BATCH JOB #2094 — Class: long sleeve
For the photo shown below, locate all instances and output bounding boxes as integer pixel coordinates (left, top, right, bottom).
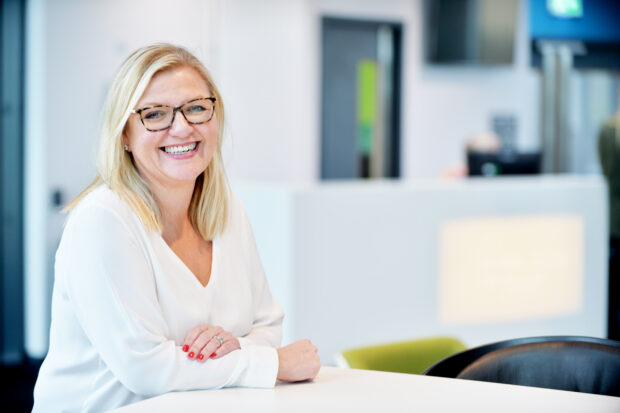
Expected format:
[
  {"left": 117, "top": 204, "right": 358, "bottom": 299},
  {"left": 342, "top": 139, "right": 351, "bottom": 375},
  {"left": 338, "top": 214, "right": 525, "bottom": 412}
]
[{"left": 59, "top": 201, "right": 277, "bottom": 397}]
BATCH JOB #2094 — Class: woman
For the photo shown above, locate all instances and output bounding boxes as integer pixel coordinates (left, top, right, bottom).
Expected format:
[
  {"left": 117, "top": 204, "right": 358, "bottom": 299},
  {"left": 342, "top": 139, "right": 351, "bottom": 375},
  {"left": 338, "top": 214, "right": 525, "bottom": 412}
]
[{"left": 32, "top": 44, "right": 320, "bottom": 412}]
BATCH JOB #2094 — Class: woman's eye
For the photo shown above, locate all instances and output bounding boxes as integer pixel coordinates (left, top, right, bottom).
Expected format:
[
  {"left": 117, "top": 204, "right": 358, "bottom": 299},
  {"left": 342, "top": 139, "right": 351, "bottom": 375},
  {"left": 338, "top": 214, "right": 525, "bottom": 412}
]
[
  {"left": 186, "top": 105, "right": 206, "bottom": 113},
  {"left": 144, "top": 110, "right": 166, "bottom": 120}
]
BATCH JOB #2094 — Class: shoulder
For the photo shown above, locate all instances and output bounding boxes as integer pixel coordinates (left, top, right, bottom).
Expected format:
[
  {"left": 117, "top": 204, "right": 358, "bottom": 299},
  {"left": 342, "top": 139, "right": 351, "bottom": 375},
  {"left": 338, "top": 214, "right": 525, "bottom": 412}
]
[
  {"left": 217, "top": 190, "right": 254, "bottom": 242},
  {"left": 226, "top": 190, "right": 252, "bottom": 228},
  {"left": 64, "top": 185, "right": 145, "bottom": 244},
  {"left": 72, "top": 185, "right": 132, "bottom": 216},
  {"left": 227, "top": 191, "right": 245, "bottom": 218}
]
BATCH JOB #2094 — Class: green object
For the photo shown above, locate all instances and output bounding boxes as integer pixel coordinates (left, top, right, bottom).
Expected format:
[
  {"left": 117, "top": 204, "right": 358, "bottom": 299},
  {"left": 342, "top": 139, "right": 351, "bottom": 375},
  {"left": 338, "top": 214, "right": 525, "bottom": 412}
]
[
  {"left": 547, "top": 0, "right": 583, "bottom": 18},
  {"left": 340, "top": 337, "right": 467, "bottom": 375},
  {"left": 357, "top": 60, "right": 377, "bottom": 156}
]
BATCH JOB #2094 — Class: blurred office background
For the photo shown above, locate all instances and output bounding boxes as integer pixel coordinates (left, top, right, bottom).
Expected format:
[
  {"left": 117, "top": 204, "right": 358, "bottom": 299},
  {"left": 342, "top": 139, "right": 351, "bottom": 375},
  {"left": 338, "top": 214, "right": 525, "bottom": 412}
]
[{"left": 1, "top": 0, "right": 619, "bottom": 410}]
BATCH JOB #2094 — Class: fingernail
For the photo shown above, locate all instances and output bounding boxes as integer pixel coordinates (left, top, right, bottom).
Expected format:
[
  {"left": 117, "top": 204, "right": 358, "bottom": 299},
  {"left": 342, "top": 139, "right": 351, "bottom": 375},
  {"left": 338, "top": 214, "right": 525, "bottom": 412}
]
[
  {"left": 188, "top": 352, "right": 195, "bottom": 359},
  {"left": 210, "top": 353, "right": 216, "bottom": 358},
  {"left": 182, "top": 345, "right": 189, "bottom": 352},
  {"left": 197, "top": 354, "right": 204, "bottom": 360}
]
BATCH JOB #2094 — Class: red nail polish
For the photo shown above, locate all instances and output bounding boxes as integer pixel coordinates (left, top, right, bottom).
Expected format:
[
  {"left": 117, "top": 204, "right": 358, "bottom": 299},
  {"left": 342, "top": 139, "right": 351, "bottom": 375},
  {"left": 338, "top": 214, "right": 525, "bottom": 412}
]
[
  {"left": 210, "top": 353, "right": 216, "bottom": 358},
  {"left": 188, "top": 352, "right": 195, "bottom": 359},
  {"left": 182, "top": 345, "right": 189, "bottom": 352},
  {"left": 197, "top": 354, "right": 204, "bottom": 360}
]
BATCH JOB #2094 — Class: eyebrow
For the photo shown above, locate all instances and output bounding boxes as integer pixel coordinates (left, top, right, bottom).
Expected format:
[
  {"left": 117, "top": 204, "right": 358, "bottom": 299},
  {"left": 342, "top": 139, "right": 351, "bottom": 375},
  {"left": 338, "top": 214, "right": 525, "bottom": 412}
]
[{"left": 137, "top": 96, "right": 209, "bottom": 109}]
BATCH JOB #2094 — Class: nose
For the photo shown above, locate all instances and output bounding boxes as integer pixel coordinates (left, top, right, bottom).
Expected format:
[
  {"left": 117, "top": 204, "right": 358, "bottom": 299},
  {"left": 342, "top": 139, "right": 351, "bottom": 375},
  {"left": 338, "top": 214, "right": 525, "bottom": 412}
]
[{"left": 168, "top": 110, "right": 193, "bottom": 137}]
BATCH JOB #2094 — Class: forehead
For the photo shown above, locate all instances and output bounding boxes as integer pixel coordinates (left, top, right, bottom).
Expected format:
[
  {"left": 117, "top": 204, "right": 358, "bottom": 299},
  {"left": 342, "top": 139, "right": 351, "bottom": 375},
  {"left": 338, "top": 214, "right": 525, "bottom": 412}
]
[{"left": 138, "top": 66, "right": 210, "bottom": 106}]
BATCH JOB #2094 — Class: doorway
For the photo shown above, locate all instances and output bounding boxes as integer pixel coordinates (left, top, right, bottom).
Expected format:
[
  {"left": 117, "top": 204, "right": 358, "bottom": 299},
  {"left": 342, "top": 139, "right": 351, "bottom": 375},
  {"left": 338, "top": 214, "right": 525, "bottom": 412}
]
[{"left": 321, "top": 17, "right": 402, "bottom": 180}]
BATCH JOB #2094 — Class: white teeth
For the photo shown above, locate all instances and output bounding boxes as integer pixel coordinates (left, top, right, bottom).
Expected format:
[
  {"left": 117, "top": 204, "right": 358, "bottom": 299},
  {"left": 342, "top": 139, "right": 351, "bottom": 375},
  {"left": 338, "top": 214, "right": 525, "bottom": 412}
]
[{"left": 162, "top": 143, "right": 197, "bottom": 154}]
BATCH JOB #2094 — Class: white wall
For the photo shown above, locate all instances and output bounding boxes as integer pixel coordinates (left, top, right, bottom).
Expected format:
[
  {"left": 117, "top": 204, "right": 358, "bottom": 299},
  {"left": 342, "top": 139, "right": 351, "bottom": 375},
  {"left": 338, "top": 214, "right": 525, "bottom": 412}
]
[
  {"left": 216, "top": 0, "right": 318, "bottom": 183},
  {"left": 405, "top": 0, "right": 541, "bottom": 177},
  {"left": 218, "top": 0, "right": 541, "bottom": 181}
]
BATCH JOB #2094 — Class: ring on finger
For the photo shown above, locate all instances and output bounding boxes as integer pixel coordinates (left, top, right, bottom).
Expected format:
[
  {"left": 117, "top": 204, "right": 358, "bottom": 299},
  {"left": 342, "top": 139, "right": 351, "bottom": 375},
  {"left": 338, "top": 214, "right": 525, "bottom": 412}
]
[{"left": 213, "top": 335, "right": 224, "bottom": 346}]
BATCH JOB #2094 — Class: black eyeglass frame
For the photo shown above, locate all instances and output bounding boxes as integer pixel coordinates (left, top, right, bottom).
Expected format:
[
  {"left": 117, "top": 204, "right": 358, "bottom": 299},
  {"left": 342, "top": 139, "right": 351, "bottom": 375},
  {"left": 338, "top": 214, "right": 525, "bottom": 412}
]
[{"left": 132, "top": 97, "right": 217, "bottom": 132}]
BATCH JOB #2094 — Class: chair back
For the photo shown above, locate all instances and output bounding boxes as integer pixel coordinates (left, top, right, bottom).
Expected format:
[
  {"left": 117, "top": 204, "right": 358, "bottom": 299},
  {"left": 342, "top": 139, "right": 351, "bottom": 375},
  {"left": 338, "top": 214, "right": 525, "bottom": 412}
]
[{"left": 424, "top": 336, "right": 620, "bottom": 396}]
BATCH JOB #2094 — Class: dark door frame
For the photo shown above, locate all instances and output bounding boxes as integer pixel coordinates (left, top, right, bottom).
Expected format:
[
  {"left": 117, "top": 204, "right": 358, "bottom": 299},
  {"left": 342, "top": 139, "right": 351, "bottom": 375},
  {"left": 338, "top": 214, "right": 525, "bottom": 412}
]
[{"left": 0, "top": 0, "right": 26, "bottom": 364}]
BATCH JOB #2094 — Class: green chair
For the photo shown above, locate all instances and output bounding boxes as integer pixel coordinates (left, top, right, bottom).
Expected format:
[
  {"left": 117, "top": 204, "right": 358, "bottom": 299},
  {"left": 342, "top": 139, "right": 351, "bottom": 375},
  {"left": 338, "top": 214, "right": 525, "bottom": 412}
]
[{"left": 336, "top": 337, "right": 466, "bottom": 375}]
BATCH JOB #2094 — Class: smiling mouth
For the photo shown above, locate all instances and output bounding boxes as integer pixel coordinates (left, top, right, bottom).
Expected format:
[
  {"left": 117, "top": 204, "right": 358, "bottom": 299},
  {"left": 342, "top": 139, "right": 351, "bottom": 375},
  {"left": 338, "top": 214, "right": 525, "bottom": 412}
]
[{"left": 160, "top": 142, "right": 198, "bottom": 155}]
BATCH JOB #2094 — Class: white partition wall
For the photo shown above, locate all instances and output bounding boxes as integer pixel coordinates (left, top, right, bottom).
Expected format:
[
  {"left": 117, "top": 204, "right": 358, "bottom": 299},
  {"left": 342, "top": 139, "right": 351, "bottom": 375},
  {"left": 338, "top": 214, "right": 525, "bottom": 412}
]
[{"left": 235, "top": 176, "right": 608, "bottom": 363}]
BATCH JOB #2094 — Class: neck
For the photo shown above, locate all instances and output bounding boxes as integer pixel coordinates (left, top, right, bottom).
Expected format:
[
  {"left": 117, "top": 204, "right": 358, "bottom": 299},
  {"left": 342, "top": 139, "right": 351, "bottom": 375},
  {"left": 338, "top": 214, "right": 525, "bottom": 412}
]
[{"left": 148, "top": 179, "right": 196, "bottom": 242}]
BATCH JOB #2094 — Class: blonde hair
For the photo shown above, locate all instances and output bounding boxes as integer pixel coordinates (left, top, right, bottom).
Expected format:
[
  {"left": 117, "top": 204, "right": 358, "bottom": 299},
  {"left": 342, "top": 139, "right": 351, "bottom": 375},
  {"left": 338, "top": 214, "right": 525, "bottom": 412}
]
[{"left": 67, "top": 44, "right": 229, "bottom": 239}]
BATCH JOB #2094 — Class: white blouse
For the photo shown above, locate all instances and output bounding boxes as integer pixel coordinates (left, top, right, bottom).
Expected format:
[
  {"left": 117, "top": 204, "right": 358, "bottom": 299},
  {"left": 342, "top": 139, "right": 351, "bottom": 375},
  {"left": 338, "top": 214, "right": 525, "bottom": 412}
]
[{"left": 33, "top": 186, "right": 284, "bottom": 412}]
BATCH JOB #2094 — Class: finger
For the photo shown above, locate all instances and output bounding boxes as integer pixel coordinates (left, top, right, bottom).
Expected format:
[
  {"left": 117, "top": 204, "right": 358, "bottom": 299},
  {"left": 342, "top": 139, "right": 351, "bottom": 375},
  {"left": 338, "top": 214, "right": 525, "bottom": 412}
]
[
  {"left": 209, "top": 331, "right": 234, "bottom": 355},
  {"left": 187, "top": 330, "right": 211, "bottom": 359},
  {"left": 190, "top": 326, "right": 223, "bottom": 360},
  {"left": 183, "top": 324, "right": 211, "bottom": 352},
  {"left": 198, "top": 333, "right": 226, "bottom": 361},
  {"left": 210, "top": 338, "right": 241, "bottom": 359},
  {"left": 216, "top": 331, "right": 234, "bottom": 343},
  {"left": 189, "top": 326, "right": 222, "bottom": 358}
]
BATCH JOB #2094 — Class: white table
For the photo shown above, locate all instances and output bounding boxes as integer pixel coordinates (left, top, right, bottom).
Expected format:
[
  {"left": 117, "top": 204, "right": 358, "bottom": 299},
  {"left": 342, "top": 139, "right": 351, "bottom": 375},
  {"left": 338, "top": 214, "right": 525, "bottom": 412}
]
[{"left": 111, "top": 367, "right": 620, "bottom": 412}]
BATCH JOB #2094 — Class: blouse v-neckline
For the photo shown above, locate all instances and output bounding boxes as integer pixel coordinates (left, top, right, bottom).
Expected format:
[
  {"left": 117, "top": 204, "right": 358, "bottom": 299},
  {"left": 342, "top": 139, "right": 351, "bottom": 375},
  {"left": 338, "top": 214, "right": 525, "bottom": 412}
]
[{"left": 156, "top": 234, "right": 217, "bottom": 290}]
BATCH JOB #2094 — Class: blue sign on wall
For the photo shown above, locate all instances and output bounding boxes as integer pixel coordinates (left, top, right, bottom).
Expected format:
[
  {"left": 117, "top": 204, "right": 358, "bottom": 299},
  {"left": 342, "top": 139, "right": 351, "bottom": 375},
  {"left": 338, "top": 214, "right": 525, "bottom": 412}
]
[
  {"left": 530, "top": 0, "right": 620, "bottom": 42},
  {"left": 547, "top": 0, "right": 584, "bottom": 18}
]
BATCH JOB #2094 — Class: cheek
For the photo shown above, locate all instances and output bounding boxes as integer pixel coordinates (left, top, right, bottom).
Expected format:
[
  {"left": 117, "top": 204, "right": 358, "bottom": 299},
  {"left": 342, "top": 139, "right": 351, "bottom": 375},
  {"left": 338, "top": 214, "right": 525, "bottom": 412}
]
[
  {"left": 200, "top": 124, "right": 218, "bottom": 149},
  {"left": 209, "top": 122, "right": 219, "bottom": 143},
  {"left": 208, "top": 131, "right": 218, "bottom": 148},
  {"left": 128, "top": 131, "right": 160, "bottom": 153},
  {"left": 126, "top": 118, "right": 155, "bottom": 146},
  {"left": 207, "top": 114, "right": 219, "bottom": 143}
]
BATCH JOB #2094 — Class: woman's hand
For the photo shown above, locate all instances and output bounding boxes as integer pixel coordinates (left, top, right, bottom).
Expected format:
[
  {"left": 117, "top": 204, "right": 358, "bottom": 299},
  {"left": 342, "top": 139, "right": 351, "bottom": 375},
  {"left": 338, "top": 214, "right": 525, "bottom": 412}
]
[
  {"left": 182, "top": 324, "right": 241, "bottom": 362},
  {"left": 276, "top": 339, "right": 321, "bottom": 382}
]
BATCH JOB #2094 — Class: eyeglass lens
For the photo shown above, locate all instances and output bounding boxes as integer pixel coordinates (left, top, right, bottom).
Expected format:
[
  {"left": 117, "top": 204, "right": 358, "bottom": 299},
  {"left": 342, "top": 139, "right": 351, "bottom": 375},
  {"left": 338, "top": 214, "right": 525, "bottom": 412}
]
[{"left": 140, "top": 98, "right": 215, "bottom": 131}]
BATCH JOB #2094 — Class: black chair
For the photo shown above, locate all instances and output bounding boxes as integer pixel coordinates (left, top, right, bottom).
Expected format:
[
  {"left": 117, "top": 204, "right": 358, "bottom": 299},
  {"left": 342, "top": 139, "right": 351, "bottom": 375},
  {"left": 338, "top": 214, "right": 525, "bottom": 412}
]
[{"left": 424, "top": 336, "right": 620, "bottom": 397}]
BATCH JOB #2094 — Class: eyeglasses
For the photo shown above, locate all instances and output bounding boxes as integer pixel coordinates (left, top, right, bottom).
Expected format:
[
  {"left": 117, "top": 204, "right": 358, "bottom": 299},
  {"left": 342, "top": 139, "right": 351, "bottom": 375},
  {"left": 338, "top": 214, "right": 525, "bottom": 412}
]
[{"left": 132, "top": 97, "right": 217, "bottom": 132}]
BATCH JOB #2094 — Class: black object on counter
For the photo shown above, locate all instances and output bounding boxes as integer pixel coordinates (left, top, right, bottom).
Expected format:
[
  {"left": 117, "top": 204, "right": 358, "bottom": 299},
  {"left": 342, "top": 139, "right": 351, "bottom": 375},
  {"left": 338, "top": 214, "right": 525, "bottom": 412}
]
[{"left": 467, "top": 151, "right": 541, "bottom": 177}]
